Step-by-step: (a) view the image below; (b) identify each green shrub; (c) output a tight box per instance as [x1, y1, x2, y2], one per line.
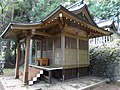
[4, 49, 16, 68]
[89, 40, 120, 82]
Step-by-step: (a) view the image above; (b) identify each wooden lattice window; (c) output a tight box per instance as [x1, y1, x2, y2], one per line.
[46, 38, 53, 50]
[54, 36, 61, 48]
[65, 36, 77, 49]
[79, 40, 88, 50]
[41, 38, 53, 51]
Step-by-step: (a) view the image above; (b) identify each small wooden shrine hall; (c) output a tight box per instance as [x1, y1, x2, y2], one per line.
[1, 4, 112, 85]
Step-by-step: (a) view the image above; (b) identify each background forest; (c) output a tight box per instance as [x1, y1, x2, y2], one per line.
[0, 0, 120, 68]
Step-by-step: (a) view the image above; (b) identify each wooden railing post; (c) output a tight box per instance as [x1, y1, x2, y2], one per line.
[15, 40, 21, 79]
[23, 36, 31, 85]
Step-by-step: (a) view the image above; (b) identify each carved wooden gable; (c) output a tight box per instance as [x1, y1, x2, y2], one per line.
[68, 4, 97, 26]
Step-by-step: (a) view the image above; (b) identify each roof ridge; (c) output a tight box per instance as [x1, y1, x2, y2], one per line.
[67, 0, 83, 9]
[97, 20, 113, 24]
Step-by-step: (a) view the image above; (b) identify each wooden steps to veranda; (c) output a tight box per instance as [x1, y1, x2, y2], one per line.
[28, 67, 43, 85]
[19, 67, 43, 85]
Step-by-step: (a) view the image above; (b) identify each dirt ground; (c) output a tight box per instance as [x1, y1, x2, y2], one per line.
[0, 79, 120, 90]
[0, 81, 120, 90]
[0, 75, 120, 90]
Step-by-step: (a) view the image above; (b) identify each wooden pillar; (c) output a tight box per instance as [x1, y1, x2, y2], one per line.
[48, 70, 52, 84]
[41, 38, 43, 58]
[87, 40, 90, 65]
[15, 40, 21, 79]
[61, 34, 65, 81]
[52, 38, 55, 65]
[23, 36, 31, 85]
[34, 40, 37, 62]
[77, 38, 79, 78]
[29, 39, 33, 64]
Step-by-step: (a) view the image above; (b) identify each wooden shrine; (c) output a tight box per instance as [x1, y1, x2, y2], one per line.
[1, 4, 112, 85]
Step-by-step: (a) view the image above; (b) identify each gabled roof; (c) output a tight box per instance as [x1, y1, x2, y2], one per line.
[1, 5, 112, 39]
[97, 20, 117, 32]
[68, 3, 97, 26]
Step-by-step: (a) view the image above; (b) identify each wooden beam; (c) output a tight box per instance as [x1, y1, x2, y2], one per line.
[11, 21, 59, 30]
[66, 21, 90, 34]
[61, 34, 65, 80]
[32, 32, 53, 37]
[62, 31, 88, 41]
[15, 40, 21, 79]
[11, 25, 42, 30]
[43, 20, 59, 28]
[20, 38, 25, 43]
[23, 36, 31, 85]
[65, 25, 87, 35]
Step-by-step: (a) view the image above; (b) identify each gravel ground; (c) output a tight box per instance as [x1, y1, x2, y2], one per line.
[0, 76, 104, 90]
[0, 76, 120, 90]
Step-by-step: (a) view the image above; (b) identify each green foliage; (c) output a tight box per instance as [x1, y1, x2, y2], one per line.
[4, 49, 16, 68]
[3, 68, 15, 76]
[3, 40, 16, 68]
[89, 0, 120, 20]
[89, 40, 120, 82]
[13, 0, 77, 22]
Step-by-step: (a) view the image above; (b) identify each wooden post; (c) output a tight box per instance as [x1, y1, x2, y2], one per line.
[23, 36, 31, 85]
[48, 70, 52, 84]
[61, 34, 65, 81]
[41, 38, 43, 58]
[52, 38, 55, 65]
[29, 39, 33, 64]
[15, 40, 21, 79]
[34, 40, 37, 62]
[87, 40, 90, 65]
[77, 38, 79, 78]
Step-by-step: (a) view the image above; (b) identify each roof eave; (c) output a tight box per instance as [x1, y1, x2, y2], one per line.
[0, 23, 12, 39]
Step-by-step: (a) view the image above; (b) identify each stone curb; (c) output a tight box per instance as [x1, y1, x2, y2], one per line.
[80, 78, 109, 90]
[0, 77, 8, 90]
